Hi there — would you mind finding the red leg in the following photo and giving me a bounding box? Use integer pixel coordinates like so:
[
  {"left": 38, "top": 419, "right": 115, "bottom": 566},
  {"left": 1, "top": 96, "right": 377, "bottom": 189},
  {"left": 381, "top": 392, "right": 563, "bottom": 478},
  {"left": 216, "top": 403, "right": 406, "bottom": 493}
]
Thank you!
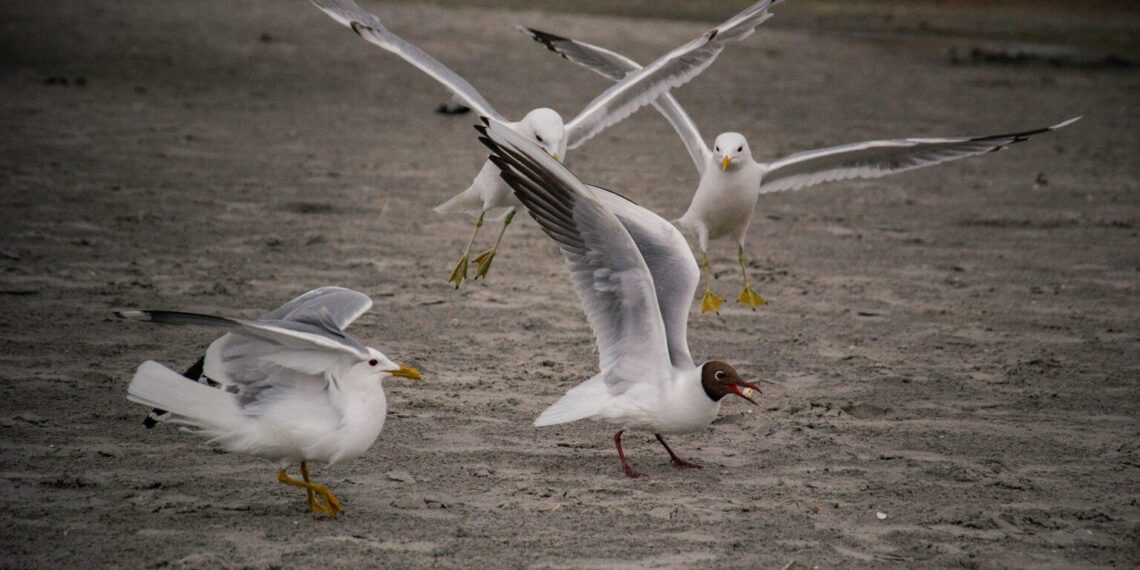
[
  {"left": 614, "top": 430, "right": 647, "bottom": 478},
  {"left": 655, "top": 434, "right": 702, "bottom": 469}
]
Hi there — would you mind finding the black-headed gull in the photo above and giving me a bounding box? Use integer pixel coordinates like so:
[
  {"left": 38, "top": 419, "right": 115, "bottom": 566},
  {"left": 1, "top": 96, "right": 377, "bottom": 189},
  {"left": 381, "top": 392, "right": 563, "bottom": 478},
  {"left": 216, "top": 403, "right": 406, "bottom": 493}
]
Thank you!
[
  {"left": 117, "top": 287, "right": 422, "bottom": 517},
  {"left": 476, "top": 118, "right": 762, "bottom": 478},
  {"left": 311, "top": 0, "right": 782, "bottom": 287},
  {"left": 521, "top": 28, "right": 1081, "bottom": 312}
]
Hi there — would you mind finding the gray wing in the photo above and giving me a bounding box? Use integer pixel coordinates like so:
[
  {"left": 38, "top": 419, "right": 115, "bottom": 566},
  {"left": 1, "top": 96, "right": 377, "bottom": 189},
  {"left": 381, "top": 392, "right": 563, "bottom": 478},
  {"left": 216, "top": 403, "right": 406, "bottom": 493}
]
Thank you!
[
  {"left": 758, "top": 117, "right": 1081, "bottom": 194},
  {"left": 590, "top": 187, "right": 699, "bottom": 369},
  {"left": 311, "top": 0, "right": 505, "bottom": 122},
  {"left": 563, "top": 0, "right": 780, "bottom": 150},
  {"left": 116, "top": 290, "right": 374, "bottom": 400},
  {"left": 114, "top": 309, "right": 369, "bottom": 359},
  {"left": 476, "top": 118, "right": 675, "bottom": 386},
  {"left": 261, "top": 286, "right": 372, "bottom": 330},
  {"left": 519, "top": 27, "right": 710, "bottom": 176}
]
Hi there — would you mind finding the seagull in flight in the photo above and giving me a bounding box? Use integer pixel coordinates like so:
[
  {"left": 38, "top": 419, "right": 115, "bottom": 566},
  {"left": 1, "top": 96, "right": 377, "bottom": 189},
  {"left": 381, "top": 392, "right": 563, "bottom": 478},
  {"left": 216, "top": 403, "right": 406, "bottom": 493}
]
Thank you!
[
  {"left": 311, "top": 0, "right": 782, "bottom": 287},
  {"left": 117, "top": 287, "right": 422, "bottom": 517},
  {"left": 522, "top": 28, "right": 1082, "bottom": 312},
  {"left": 477, "top": 118, "right": 763, "bottom": 478}
]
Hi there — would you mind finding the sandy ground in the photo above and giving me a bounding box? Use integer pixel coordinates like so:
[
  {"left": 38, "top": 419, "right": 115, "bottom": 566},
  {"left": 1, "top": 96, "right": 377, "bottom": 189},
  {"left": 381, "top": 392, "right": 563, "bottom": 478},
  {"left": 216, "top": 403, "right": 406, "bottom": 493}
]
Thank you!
[{"left": 1, "top": 1, "right": 1138, "bottom": 568}]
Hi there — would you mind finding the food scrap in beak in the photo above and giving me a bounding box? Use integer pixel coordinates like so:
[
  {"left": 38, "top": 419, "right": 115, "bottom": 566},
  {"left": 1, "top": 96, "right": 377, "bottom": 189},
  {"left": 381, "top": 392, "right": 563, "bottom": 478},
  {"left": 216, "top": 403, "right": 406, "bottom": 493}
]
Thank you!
[{"left": 727, "top": 382, "right": 761, "bottom": 405}]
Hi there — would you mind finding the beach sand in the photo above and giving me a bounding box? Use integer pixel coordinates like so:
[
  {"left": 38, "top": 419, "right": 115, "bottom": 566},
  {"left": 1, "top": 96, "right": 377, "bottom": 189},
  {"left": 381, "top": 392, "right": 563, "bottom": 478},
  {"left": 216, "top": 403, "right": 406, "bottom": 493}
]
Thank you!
[{"left": 1, "top": 1, "right": 1137, "bottom": 567}]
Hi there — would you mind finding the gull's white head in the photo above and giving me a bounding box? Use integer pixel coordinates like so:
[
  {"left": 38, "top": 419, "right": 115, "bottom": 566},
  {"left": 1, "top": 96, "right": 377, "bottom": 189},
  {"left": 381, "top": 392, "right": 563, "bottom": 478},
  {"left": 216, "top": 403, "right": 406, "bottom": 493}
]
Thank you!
[
  {"left": 352, "top": 347, "right": 423, "bottom": 382},
  {"left": 713, "top": 132, "right": 752, "bottom": 172},
  {"left": 520, "top": 108, "right": 566, "bottom": 161}
]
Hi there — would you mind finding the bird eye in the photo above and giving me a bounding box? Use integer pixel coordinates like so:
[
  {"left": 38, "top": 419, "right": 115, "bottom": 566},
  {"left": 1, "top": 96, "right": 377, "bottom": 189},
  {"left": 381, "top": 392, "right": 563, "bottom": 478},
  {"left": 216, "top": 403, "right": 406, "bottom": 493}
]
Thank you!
[
  {"left": 714, "top": 145, "right": 720, "bottom": 152},
  {"left": 715, "top": 370, "right": 725, "bottom": 380},
  {"left": 368, "top": 359, "right": 378, "bottom": 366},
  {"left": 737, "top": 146, "right": 743, "bottom": 152},
  {"left": 536, "top": 135, "right": 544, "bottom": 143}
]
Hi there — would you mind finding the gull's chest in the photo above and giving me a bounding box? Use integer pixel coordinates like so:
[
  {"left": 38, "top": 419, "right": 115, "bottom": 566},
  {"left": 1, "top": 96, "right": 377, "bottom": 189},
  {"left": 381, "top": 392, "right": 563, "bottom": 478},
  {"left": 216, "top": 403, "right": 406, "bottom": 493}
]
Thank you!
[
  {"left": 620, "top": 375, "right": 720, "bottom": 435},
  {"left": 690, "top": 173, "right": 757, "bottom": 237},
  {"left": 654, "top": 382, "right": 721, "bottom": 434}
]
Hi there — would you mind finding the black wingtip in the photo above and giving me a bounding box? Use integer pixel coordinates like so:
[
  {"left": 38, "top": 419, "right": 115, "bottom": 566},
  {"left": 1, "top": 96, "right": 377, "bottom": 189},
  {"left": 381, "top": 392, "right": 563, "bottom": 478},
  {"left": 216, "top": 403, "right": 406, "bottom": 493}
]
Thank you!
[
  {"left": 524, "top": 27, "right": 569, "bottom": 44},
  {"left": 477, "top": 136, "right": 499, "bottom": 158},
  {"left": 519, "top": 26, "right": 571, "bottom": 58},
  {"left": 487, "top": 153, "right": 511, "bottom": 173}
]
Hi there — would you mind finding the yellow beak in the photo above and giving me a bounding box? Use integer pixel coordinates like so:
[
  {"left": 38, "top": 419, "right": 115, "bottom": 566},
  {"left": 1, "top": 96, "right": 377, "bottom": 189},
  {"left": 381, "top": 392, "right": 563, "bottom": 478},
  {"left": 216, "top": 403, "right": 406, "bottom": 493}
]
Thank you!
[
  {"left": 721, "top": 154, "right": 732, "bottom": 171},
  {"left": 386, "top": 365, "right": 423, "bottom": 381}
]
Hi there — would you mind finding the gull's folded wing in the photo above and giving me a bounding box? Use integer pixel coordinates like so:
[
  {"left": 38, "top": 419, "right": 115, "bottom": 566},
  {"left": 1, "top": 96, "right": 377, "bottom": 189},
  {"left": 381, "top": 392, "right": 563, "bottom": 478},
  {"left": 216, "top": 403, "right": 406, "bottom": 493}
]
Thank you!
[{"left": 758, "top": 117, "right": 1081, "bottom": 194}]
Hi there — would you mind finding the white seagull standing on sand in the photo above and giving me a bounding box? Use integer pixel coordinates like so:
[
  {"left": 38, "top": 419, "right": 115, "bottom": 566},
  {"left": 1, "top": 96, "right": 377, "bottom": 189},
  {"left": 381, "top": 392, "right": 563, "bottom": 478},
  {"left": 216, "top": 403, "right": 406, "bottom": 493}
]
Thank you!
[
  {"left": 476, "top": 118, "right": 763, "bottom": 478},
  {"left": 311, "top": 0, "right": 783, "bottom": 287},
  {"left": 522, "top": 28, "right": 1081, "bottom": 312},
  {"left": 117, "top": 287, "right": 422, "bottom": 517}
]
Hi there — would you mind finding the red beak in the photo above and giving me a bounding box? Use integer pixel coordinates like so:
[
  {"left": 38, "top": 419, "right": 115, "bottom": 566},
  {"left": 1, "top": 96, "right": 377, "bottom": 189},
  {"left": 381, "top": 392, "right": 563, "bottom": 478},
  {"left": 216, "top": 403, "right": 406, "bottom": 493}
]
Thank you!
[{"left": 727, "top": 381, "right": 762, "bottom": 406}]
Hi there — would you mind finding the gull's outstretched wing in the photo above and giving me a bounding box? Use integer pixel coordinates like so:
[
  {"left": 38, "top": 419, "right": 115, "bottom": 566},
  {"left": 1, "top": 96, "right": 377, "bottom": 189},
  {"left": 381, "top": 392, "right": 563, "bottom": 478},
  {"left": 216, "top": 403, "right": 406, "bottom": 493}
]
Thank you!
[
  {"left": 115, "top": 309, "right": 368, "bottom": 359},
  {"left": 563, "top": 0, "right": 780, "bottom": 150},
  {"left": 311, "top": 0, "right": 505, "bottom": 122},
  {"left": 476, "top": 118, "right": 679, "bottom": 387},
  {"left": 519, "top": 27, "right": 710, "bottom": 176},
  {"left": 590, "top": 187, "right": 699, "bottom": 369},
  {"left": 758, "top": 117, "right": 1082, "bottom": 194},
  {"left": 262, "top": 286, "right": 373, "bottom": 330},
  {"left": 115, "top": 286, "right": 378, "bottom": 400}
]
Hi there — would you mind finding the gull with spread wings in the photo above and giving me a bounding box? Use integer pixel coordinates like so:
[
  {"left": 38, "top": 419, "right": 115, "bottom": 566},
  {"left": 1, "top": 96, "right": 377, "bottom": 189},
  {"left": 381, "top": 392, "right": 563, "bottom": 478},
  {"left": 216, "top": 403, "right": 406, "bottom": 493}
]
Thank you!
[
  {"left": 118, "top": 287, "right": 422, "bottom": 517},
  {"left": 311, "top": 0, "right": 782, "bottom": 287},
  {"left": 477, "top": 118, "right": 763, "bottom": 478},
  {"left": 522, "top": 27, "right": 1081, "bottom": 312}
]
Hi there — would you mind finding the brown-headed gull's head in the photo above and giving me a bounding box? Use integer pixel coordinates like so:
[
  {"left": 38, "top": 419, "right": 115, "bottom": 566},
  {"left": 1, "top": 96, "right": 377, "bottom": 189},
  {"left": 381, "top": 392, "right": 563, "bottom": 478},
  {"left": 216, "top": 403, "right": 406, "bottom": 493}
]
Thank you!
[{"left": 700, "top": 361, "right": 760, "bottom": 405}]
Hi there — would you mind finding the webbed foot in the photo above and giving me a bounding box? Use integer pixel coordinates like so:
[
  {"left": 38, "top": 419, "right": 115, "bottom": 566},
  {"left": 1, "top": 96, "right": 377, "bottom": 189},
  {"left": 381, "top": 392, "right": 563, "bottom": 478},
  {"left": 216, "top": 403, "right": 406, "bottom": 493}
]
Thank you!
[
  {"left": 448, "top": 253, "right": 469, "bottom": 288},
  {"left": 737, "top": 285, "right": 767, "bottom": 309},
  {"left": 473, "top": 249, "right": 496, "bottom": 280},
  {"left": 700, "top": 289, "right": 725, "bottom": 314}
]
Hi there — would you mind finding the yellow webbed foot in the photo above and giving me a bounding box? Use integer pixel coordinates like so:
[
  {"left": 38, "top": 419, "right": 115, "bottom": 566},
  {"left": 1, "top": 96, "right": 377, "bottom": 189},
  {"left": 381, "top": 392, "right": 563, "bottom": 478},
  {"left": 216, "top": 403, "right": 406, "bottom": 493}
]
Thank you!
[
  {"left": 737, "top": 286, "right": 767, "bottom": 310},
  {"left": 700, "top": 290, "right": 725, "bottom": 314},
  {"left": 473, "top": 249, "right": 496, "bottom": 280},
  {"left": 448, "top": 253, "right": 469, "bottom": 289},
  {"left": 314, "top": 484, "right": 344, "bottom": 518}
]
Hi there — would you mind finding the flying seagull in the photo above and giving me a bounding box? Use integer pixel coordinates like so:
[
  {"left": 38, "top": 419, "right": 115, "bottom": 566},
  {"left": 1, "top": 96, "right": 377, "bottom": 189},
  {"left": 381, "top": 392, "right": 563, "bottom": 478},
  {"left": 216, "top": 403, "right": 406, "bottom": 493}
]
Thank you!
[
  {"left": 311, "top": 0, "right": 782, "bottom": 287},
  {"left": 521, "top": 27, "right": 1082, "bottom": 312},
  {"left": 477, "top": 118, "right": 763, "bottom": 478},
  {"left": 117, "top": 287, "right": 422, "bottom": 517}
]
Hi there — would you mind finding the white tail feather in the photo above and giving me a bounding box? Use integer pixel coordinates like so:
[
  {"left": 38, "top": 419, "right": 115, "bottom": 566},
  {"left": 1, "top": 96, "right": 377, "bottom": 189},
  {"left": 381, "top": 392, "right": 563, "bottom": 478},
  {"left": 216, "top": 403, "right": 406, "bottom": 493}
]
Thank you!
[
  {"left": 433, "top": 187, "right": 481, "bottom": 215},
  {"left": 127, "top": 361, "right": 245, "bottom": 434},
  {"left": 533, "top": 376, "right": 606, "bottom": 427}
]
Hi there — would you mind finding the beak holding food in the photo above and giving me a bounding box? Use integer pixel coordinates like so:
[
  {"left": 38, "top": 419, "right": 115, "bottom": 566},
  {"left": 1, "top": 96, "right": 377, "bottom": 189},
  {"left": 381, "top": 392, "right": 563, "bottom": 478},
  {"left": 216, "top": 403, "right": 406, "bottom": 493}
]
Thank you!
[
  {"left": 387, "top": 365, "right": 423, "bottom": 381},
  {"left": 727, "top": 382, "right": 762, "bottom": 406},
  {"left": 721, "top": 154, "right": 732, "bottom": 171}
]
